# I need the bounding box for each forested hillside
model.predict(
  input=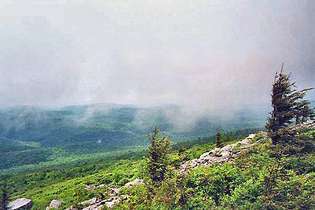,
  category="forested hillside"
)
[0,104,266,170]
